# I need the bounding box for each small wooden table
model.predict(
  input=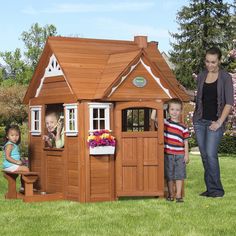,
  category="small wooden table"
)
[3,171,38,199]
